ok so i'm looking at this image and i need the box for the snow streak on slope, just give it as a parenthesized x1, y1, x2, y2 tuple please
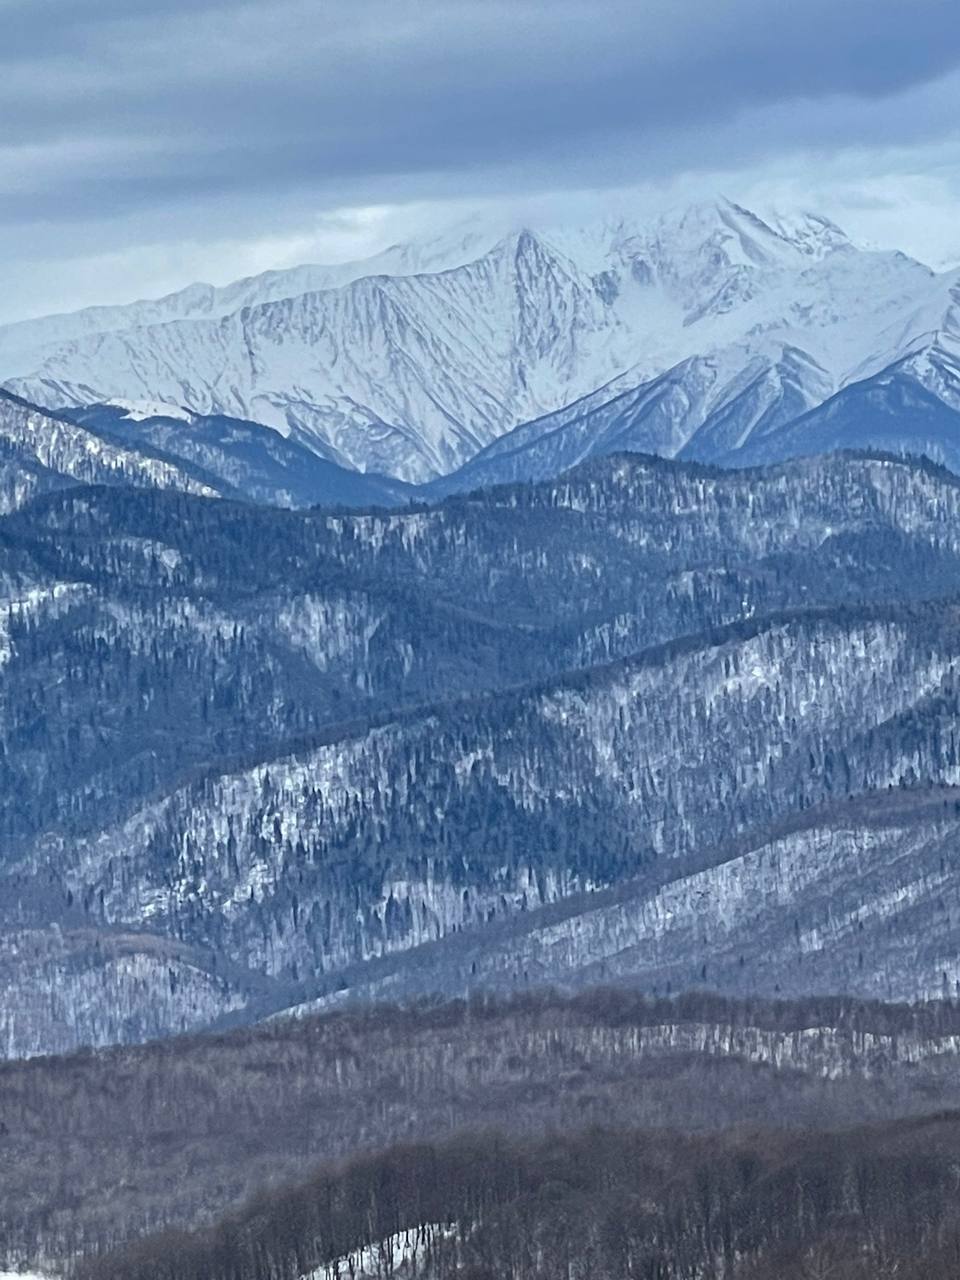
(3, 199, 952, 483)
(309, 1224, 457, 1280)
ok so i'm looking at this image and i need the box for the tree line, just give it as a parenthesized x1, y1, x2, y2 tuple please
(75, 1112, 960, 1280)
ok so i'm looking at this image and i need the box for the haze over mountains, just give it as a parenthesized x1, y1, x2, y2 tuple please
(2, 198, 960, 495)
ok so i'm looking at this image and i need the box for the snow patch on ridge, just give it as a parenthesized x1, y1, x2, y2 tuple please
(105, 398, 195, 423)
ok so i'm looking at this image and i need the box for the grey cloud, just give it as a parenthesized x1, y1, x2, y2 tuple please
(2, 0, 960, 318)
(3, 1, 960, 194)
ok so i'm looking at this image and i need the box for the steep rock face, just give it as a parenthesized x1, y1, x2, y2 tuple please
(735, 359, 960, 469)
(1, 200, 947, 483)
(433, 346, 833, 493)
(0, 230, 503, 371)
(435, 265, 960, 490)
(678, 346, 833, 461)
(2, 232, 620, 482)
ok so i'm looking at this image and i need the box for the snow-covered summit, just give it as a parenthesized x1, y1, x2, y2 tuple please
(0, 198, 952, 482)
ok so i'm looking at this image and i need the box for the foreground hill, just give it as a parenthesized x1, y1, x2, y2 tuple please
(7, 990, 960, 1269)
(81, 1113, 960, 1280)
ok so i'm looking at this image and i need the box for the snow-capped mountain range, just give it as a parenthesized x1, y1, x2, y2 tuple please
(4, 197, 960, 486)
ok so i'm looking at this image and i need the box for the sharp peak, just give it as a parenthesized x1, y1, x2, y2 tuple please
(648, 196, 851, 250)
(498, 225, 548, 247)
(652, 194, 764, 224)
(485, 226, 571, 263)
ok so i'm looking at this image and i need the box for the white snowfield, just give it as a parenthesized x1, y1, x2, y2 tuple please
(2, 198, 958, 482)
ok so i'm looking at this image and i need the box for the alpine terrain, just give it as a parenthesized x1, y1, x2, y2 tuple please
(3, 199, 959, 488)
(7, 198, 960, 1280)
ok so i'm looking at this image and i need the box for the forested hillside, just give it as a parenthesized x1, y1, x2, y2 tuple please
(6, 451, 960, 1053)
(77, 1117, 960, 1280)
(11, 13, 960, 1277)
(0, 391, 222, 513)
(9, 990, 960, 1269)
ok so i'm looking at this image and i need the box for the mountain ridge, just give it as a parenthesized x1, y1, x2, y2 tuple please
(3, 199, 952, 484)
(6, 448, 960, 1055)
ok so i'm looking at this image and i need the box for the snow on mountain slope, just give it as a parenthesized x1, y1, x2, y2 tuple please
(679, 346, 833, 461)
(434, 251, 960, 491)
(432, 343, 833, 493)
(309, 1224, 457, 1280)
(3, 231, 626, 482)
(0, 227, 500, 374)
(66, 402, 415, 509)
(734, 363, 960, 471)
(721, 272, 960, 469)
(0, 198, 947, 482)
(845, 266, 960, 390)
(0, 391, 221, 512)
(104, 398, 195, 423)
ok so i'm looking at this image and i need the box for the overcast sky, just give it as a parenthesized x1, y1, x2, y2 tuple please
(3, 0, 960, 323)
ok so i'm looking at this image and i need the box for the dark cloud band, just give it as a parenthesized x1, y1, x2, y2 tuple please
(3, 0, 960, 206)
(2, 0, 960, 319)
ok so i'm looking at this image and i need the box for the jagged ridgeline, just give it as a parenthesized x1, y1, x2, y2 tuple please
(3, 201, 959, 487)
(4, 449, 960, 1054)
